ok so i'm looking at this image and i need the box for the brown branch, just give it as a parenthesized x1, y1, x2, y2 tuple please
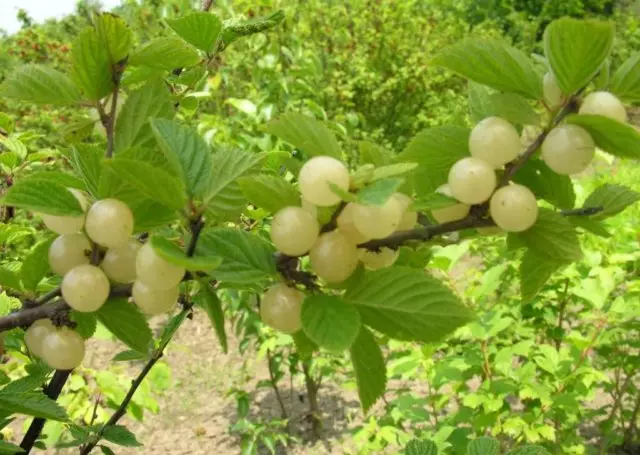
(201, 0, 214, 11)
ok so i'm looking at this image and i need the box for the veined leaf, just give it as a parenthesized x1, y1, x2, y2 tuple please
(129, 37, 201, 70)
(96, 298, 152, 353)
(0, 267, 22, 291)
(221, 10, 284, 48)
(194, 280, 227, 353)
(0, 440, 22, 454)
(0, 392, 68, 421)
(467, 437, 500, 455)
(150, 236, 221, 271)
(102, 425, 141, 447)
(520, 251, 569, 302)
(237, 174, 300, 213)
(357, 178, 404, 206)
(266, 113, 342, 159)
(359, 141, 394, 167)
(166, 12, 222, 53)
(70, 144, 103, 196)
(95, 13, 133, 64)
(0, 65, 81, 105)
(71, 26, 114, 101)
(513, 159, 575, 209)
(609, 52, 640, 102)
(405, 440, 438, 455)
(350, 327, 386, 413)
(583, 184, 640, 219)
(1, 179, 84, 216)
(566, 114, 640, 159)
(516, 209, 583, 261)
(469, 83, 540, 125)
(301, 295, 361, 352)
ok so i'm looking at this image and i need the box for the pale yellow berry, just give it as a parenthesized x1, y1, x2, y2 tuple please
(352, 197, 403, 240)
(448, 157, 497, 205)
(101, 239, 141, 283)
(301, 198, 318, 218)
(136, 243, 185, 290)
(431, 184, 470, 223)
(360, 248, 399, 270)
(469, 117, 522, 168)
(260, 283, 304, 334)
(543, 72, 564, 107)
(85, 199, 134, 248)
(298, 156, 350, 207)
(579, 91, 627, 123)
(541, 124, 595, 175)
(392, 193, 417, 231)
(270, 207, 320, 256)
(24, 319, 54, 357)
(132, 280, 179, 316)
(39, 189, 88, 235)
(41, 328, 85, 370)
(489, 184, 539, 232)
(309, 231, 359, 283)
(48, 234, 91, 276)
(62, 265, 110, 312)
(336, 203, 371, 244)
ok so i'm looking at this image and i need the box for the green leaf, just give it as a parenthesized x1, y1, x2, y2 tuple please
(543, 18, 614, 94)
(467, 437, 500, 455)
(411, 193, 458, 212)
(96, 298, 152, 353)
(292, 331, 317, 360)
(70, 144, 103, 196)
(349, 327, 386, 413)
(1, 178, 84, 216)
(359, 141, 394, 167)
(520, 251, 568, 302)
(71, 26, 114, 101)
(105, 159, 187, 210)
(0, 267, 22, 291)
(149, 236, 221, 271)
(583, 184, 640, 220)
(237, 174, 300, 213)
(469, 83, 540, 125)
(102, 425, 141, 447)
(0, 440, 22, 454)
(95, 13, 133, 64)
(357, 178, 403, 206)
(221, 10, 284, 48)
(566, 114, 640, 159)
(150, 119, 212, 197)
(115, 78, 174, 153)
(21, 237, 54, 291)
(344, 267, 474, 342)
(194, 280, 227, 353)
(112, 350, 147, 362)
(507, 445, 551, 455)
(432, 39, 542, 99)
(0, 65, 81, 105)
(609, 52, 640, 102)
(516, 209, 582, 261)
(301, 295, 361, 352)
(405, 439, 438, 455)
(569, 217, 611, 238)
(371, 163, 417, 181)
(166, 12, 222, 53)
(196, 228, 277, 287)
(70, 311, 97, 339)
(398, 126, 470, 195)
(265, 113, 342, 159)
(129, 37, 201, 70)
(23, 171, 85, 191)
(99, 446, 116, 455)
(0, 391, 68, 421)
(513, 159, 575, 209)
(204, 150, 264, 221)
(328, 183, 357, 202)
(1, 373, 47, 393)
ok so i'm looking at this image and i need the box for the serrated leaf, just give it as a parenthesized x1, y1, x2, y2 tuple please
(166, 12, 222, 53)
(71, 26, 114, 101)
(398, 126, 470, 196)
(150, 119, 212, 196)
(507, 445, 551, 455)
(513, 159, 575, 209)
(221, 10, 284, 48)
(544, 18, 614, 94)
(432, 39, 542, 99)
(357, 178, 403, 206)
(99, 446, 116, 455)
(516, 209, 582, 261)
(520, 251, 568, 302)
(23, 171, 85, 191)
(469, 83, 540, 125)
(344, 267, 474, 342)
(96, 13, 133, 64)
(566, 114, 640, 159)
(0, 64, 81, 105)
(467, 437, 500, 455)
(196, 228, 277, 287)
(411, 193, 458, 212)
(569, 217, 611, 238)
(0, 391, 68, 421)
(129, 37, 201, 70)
(105, 159, 187, 210)
(70, 311, 97, 339)
(583, 184, 640, 219)
(96, 298, 152, 353)
(405, 439, 438, 455)
(21, 237, 54, 291)
(71, 144, 102, 196)
(609, 52, 640, 102)
(102, 425, 141, 447)
(350, 326, 386, 413)
(0, 440, 22, 454)
(115, 78, 174, 153)
(1, 373, 46, 394)
(266, 113, 341, 159)
(150, 236, 221, 271)
(112, 350, 147, 362)
(2, 179, 84, 216)
(0, 267, 22, 291)
(371, 163, 417, 181)
(292, 331, 317, 360)
(301, 295, 361, 352)
(194, 280, 227, 353)
(359, 141, 394, 166)
(237, 174, 300, 213)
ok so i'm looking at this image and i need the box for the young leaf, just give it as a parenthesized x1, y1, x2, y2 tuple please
(583, 184, 640, 220)
(1, 179, 84, 216)
(95, 13, 133, 64)
(0, 267, 22, 291)
(357, 178, 404, 206)
(265, 113, 342, 159)
(20, 237, 55, 291)
(105, 159, 187, 210)
(71, 26, 114, 101)
(344, 267, 474, 342)
(194, 280, 227, 353)
(398, 126, 470, 195)
(609, 52, 640, 102)
(411, 192, 458, 212)
(237, 174, 300, 213)
(115, 79, 174, 152)
(359, 141, 394, 167)
(0, 65, 81, 105)
(149, 236, 222, 271)
(371, 163, 417, 181)
(70, 144, 103, 196)
(467, 437, 500, 455)
(432, 40, 542, 99)
(150, 119, 212, 197)
(166, 12, 222, 53)
(301, 295, 361, 352)
(220, 10, 284, 48)
(543, 18, 614, 95)
(349, 327, 386, 413)
(513, 159, 575, 209)
(129, 37, 201, 70)
(515, 209, 583, 261)
(329, 183, 357, 202)
(565, 115, 640, 159)
(102, 425, 141, 447)
(96, 298, 152, 353)
(195, 228, 277, 287)
(70, 311, 97, 339)
(405, 439, 438, 455)
(520, 251, 569, 302)
(0, 392, 68, 421)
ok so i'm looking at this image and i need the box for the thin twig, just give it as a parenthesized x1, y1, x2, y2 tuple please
(267, 349, 287, 419)
(554, 279, 570, 351)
